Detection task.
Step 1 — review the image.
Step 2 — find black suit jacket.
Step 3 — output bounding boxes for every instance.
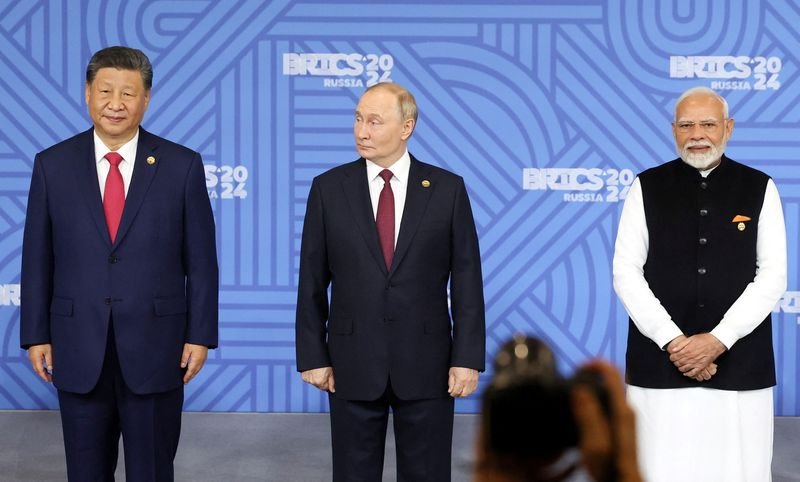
[296,155,486,401]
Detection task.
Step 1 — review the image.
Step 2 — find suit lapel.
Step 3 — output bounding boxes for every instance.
[341,159,389,275]
[113,129,159,247]
[74,129,112,248]
[390,157,433,274]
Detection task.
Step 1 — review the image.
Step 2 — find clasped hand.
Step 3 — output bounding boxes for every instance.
[667,334,726,381]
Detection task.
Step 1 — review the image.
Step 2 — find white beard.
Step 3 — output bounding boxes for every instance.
[678,136,728,170]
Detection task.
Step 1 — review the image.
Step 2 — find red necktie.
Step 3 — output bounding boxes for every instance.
[376,169,395,270]
[103,152,125,243]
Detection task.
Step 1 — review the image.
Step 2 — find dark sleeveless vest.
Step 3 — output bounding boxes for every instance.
[626,156,775,390]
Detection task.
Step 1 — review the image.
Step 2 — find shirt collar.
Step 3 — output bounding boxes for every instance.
[94,130,139,165]
[366,149,411,183]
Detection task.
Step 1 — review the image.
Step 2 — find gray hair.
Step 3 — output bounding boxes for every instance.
[674,86,729,120]
[86,46,153,90]
[364,82,418,124]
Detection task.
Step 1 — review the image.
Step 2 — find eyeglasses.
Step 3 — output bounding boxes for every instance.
[674,120,725,133]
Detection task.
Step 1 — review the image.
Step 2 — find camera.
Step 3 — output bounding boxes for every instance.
[482,335,610,458]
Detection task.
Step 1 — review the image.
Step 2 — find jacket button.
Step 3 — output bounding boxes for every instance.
[108,255,119,264]
[697,267,707,275]
[700,181,708,189]
[104,297,112,305]
[699,238,707,245]
[699,209,708,216]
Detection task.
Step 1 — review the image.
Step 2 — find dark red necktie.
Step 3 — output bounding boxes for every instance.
[103,152,125,243]
[376,169,395,270]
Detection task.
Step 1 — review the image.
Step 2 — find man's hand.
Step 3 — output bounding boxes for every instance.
[691,363,718,381]
[448,367,478,398]
[28,344,53,383]
[666,336,717,381]
[181,343,209,384]
[665,334,688,352]
[668,333,726,379]
[301,367,335,393]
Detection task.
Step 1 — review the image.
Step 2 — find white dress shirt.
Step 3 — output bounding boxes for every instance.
[612,170,787,350]
[366,150,410,248]
[94,131,139,199]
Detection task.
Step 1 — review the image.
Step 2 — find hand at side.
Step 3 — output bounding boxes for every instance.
[301,366,336,393]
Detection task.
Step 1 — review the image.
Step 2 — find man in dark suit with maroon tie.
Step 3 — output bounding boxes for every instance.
[20,46,218,481]
[296,82,486,481]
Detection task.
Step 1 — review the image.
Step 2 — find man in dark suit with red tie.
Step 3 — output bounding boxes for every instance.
[296,82,486,481]
[20,46,218,481]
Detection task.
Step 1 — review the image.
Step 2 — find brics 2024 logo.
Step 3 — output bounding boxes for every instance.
[775,291,800,326]
[205,164,248,200]
[282,53,394,88]
[670,56,782,91]
[0,284,20,306]
[522,168,635,203]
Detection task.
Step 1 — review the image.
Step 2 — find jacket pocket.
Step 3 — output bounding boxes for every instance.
[50,297,73,316]
[154,297,188,317]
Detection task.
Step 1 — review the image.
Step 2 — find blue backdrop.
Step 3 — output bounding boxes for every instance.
[1,0,798,415]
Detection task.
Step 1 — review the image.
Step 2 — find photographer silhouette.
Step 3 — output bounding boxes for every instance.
[474,335,642,482]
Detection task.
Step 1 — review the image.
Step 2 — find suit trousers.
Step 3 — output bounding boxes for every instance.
[328,380,455,482]
[57,322,184,482]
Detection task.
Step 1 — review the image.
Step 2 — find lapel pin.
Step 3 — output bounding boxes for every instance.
[732,215,749,232]
[146,156,156,165]
[421,180,431,188]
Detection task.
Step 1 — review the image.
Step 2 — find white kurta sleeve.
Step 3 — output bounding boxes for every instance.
[709,179,787,348]
[613,177,684,349]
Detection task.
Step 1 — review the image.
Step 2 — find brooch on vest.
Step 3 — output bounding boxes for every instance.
[732,214,751,231]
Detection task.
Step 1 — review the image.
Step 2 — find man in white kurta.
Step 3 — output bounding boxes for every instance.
[613,86,786,482]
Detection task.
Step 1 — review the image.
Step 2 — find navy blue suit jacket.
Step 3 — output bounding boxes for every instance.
[296,156,486,401]
[20,128,218,395]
